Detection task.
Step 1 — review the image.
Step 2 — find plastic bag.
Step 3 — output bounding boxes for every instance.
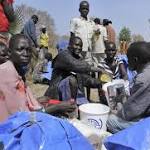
[104,117,150,150]
[0,112,94,150]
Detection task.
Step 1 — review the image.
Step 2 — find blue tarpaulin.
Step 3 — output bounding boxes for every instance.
[0,112,94,150]
[104,117,150,150]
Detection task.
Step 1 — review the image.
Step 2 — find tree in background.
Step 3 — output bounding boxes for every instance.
[119,27,131,54]
[132,34,144,42]
[13,4,57,48]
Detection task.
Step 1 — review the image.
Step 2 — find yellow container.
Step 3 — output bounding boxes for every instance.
[99,73,112,83]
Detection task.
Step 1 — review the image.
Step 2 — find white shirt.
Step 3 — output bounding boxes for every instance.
[92,24,108,54]
[70,16,95,52]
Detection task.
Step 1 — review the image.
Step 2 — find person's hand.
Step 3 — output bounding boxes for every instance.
[58,101,76,113]
[110,109,118,115]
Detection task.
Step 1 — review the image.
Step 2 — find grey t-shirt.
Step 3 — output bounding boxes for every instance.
[118,63,150,121]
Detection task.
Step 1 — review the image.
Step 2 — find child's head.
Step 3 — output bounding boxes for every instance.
[105,42,117,59]
[0,42,9,64]
[41,25,46,33]
[45,52,52,61]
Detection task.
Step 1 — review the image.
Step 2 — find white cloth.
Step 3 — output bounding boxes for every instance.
[70,16,95,52]
[92,24,107,54]
[69,118,111,150]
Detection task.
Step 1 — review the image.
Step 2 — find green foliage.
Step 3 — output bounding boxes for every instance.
[119,27,131,43]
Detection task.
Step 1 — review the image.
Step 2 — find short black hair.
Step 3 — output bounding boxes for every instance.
[45,52,52,61]
[69,36,82,47]
[79,1,89,8]
[9,34,31,50]
[127,41,150,64]
[105,41,116,51]
[31,15,38,20]
[94,18,100,24]
[103,19,110,26]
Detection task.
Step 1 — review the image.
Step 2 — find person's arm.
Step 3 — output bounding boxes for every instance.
[80,74,102,89]
[45,101,76,115]
[54,52,102,73]
[103,27,108,41]
[119,63,128,80]
[117,81,150,121]
[2,0,15,22]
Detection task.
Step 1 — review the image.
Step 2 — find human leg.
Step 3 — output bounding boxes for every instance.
[58,75,78,101]
[69,75,78,100]
[107,114,136,134]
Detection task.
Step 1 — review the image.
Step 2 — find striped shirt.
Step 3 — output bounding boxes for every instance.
[98,56,123,79]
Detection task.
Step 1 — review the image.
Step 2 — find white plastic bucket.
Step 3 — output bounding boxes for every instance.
[79,103,110,131]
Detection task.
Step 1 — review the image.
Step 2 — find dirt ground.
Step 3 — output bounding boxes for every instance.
[28,81,48,98]
[29,81,99,101]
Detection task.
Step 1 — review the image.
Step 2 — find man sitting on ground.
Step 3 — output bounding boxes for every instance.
[107,41,150,133]
[45,36,103,103]
[0,34,76,122]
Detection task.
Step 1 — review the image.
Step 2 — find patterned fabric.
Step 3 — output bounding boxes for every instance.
[112,57,124,79]
[98,56,123,79]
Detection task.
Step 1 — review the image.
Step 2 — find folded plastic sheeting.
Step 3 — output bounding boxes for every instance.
[0,112,94,150]
[104,117,150,150]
